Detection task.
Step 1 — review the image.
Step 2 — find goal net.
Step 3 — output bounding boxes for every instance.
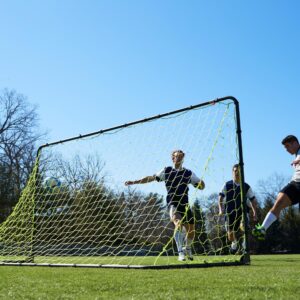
[0,97,250,268]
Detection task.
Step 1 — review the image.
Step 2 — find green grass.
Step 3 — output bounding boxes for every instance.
[1,255,300,299]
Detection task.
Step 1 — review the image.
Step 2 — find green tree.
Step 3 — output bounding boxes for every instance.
[280,206,300,253]
[254,173,300,254]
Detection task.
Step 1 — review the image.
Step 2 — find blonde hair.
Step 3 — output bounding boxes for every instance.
[172,149,185,157]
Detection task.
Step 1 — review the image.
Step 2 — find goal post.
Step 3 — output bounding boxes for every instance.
[0,96,250,268]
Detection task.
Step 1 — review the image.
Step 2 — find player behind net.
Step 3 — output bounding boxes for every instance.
[218,164,258,254]
[125,149,205,261]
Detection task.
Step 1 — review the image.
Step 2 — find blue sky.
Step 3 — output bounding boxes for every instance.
[0,0,299,192]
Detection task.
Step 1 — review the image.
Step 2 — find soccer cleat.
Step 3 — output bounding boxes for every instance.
[252,224,266,240]
[185,248,194,261]
[239,253,250,264]
[178,252,186,261]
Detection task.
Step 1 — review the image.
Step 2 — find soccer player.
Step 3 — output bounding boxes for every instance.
[218,164,258,253]
[125,149,205,261]
[253,135,300,240]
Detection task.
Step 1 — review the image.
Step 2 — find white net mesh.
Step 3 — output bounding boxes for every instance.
[0,98,248,267]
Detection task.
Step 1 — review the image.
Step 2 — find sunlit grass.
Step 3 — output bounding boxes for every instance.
[1,255,300,299]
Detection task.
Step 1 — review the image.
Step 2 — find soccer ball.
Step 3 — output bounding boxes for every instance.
[43,177,61,190]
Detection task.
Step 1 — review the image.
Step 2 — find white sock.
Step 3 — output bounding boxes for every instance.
[174,230,184,253]
[186,237,193,250]
[262,212,277,231]
[181,227,187,243]
[231,240,238,250]
[242,239,246,250]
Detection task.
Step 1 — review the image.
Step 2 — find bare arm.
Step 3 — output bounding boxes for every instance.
[125,175,156,186]
[249,197,258,222]
[218,195,224,215]
[191,172,205,190]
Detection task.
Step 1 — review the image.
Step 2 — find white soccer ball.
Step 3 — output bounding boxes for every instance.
[43,177,61,190]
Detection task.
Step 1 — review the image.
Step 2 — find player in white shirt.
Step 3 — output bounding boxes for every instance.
[253,135,300,240]
[125,150,205,261]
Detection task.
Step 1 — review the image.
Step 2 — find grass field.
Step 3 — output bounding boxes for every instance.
[1,254,299,299]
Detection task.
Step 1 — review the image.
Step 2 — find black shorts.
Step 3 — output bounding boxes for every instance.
[280,181,300,205]
[169,203,194,224]
[225,211,242,232]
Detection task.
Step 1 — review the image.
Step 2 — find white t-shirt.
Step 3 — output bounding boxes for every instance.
[292,148,300,182]
[155,167,200,186]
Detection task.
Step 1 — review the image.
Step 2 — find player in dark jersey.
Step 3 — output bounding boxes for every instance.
[125,149,205,261]
[218,164,257,253]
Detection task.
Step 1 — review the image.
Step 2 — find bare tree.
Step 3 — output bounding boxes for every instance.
[256,173,289,203]
[0,88,45,221]
[50,153,107,189]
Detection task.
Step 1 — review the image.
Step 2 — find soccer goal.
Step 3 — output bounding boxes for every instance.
[0,96,250,269]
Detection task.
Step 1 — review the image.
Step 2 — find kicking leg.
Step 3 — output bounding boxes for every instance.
[253,193,292,239]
